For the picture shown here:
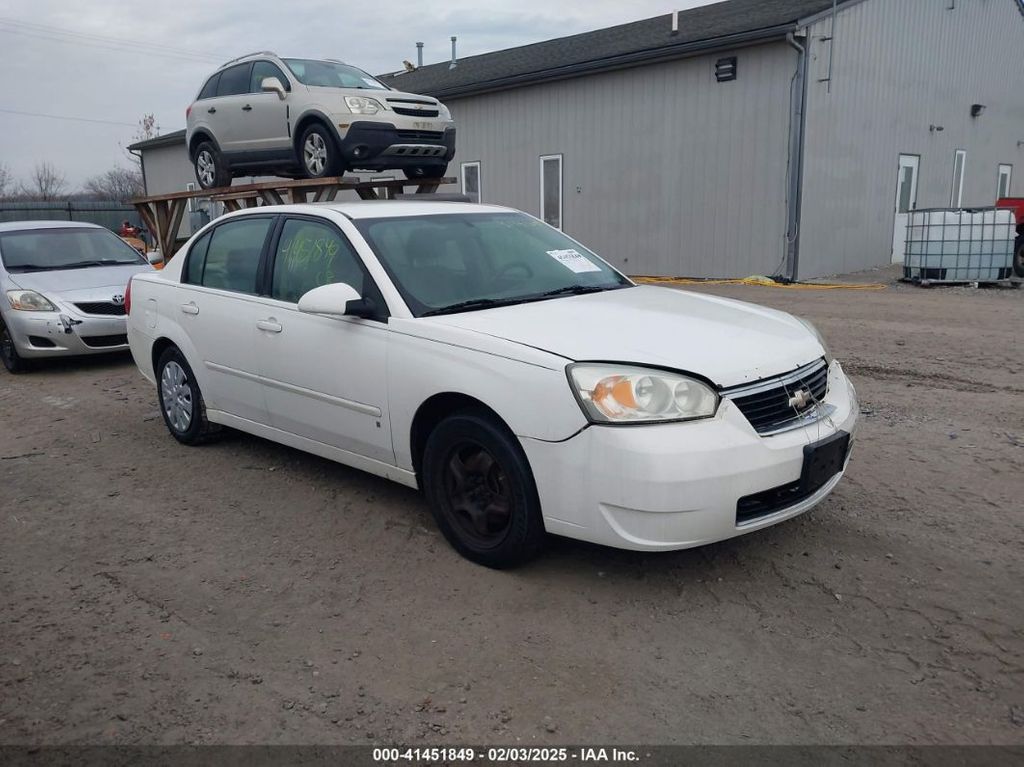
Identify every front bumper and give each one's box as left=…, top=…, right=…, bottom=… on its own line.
left=521, top=361, right=859, bottom=551
left=336, top=121, right=456, bottom=170
left=4, top=306, right=129, bottom=358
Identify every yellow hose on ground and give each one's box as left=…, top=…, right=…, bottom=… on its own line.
left=632, top=275, right=887, bottom=290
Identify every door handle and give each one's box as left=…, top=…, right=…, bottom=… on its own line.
left=207, top=107, right=216, bottom=114
left=180, top=302, right=199, bottom=315
left=242, top=104, right=253, bottom=112
left=256, top=319, right=282, bottom=333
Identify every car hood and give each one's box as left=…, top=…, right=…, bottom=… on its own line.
left=6, top=264, right=151, bottom=301
left=425, top=285, right=826, bottom=387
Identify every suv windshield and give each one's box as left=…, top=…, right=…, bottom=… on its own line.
left=283, top=59, right=388, bottom=90
left=354, top=212, right=632, bottom=317
left=0, top=228, right=147, bottom=272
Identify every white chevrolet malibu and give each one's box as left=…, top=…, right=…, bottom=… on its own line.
left=126, top=201, right=857, bottom=567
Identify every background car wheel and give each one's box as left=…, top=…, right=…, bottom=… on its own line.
left=403, top=163, right=448, bottom=180
left=193, top=142, right=231, bottom=190
left=422, top=408, right=546, bottom=568
left=1013, top=239, right=1024, bottom=279
left=300, top=124, right=342, bottom=179
left=156, top=347, right=219, bottom=445
left=0, top=318, right=28, bottom=373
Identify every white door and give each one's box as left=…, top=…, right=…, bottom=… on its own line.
left=255, top=216, right=394, bottom=463
left=178, top=216, right=275, bottom=422
left=997, top=164, right=1012, bottom=199
left=891, top=154, right=919, bottom=264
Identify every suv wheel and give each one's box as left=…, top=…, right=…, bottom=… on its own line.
left=193, top=141, right=231, bottom=190
left=403, top=163, right=448, bottom=181
left=300, top=124, right=342, bottom=179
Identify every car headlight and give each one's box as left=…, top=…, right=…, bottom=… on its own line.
left=344, top=96, right=385, bottom=115
left=568, top=364, right=719, bottom=424
left=6, top=290, right=57, bottom=312
left=437, top=102, right=451, bottom=119
left=796, top=317, right=833, bottom=364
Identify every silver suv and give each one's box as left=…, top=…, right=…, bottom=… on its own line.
left=185, top=52, right=456, bottom=189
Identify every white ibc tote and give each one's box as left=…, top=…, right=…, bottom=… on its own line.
left=904, top=208, right=1015, bottom=282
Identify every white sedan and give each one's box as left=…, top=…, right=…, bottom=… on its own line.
left=126, top=201, right=857, bottom=567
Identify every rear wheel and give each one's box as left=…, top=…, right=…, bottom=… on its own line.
left=0, top=318, right=27, bottom=374
left=300, top=124, right=343, bottom=179
left=156, top=347, right=219, bottom=444
left=403, top=163, right=448, bottom=181
left=422, top=409, right=546, bottom=568
left=1013, top=238, right=1024, bottom=279
left=193, top=141, right=231, bottom=189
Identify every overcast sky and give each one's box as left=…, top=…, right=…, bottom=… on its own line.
left=0, top=0, right=716, bottom=189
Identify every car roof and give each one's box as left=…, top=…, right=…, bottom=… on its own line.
left=0, top=220, right=104, bottom=234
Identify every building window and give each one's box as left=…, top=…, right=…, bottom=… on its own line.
left=540, top=154, right=563, bottom=230
left=997, top=164, right=1012, bottom=198
left=951, top=149, right=967, bottom=208
left=461, top=162, right=481, bottom=203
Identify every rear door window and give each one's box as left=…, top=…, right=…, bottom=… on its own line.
left=216, top=64, right=252, bottom=97
left=199, top=218, right=273, bottom=294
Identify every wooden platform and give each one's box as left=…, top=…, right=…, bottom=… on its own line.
left=132, top=176, right=454, bottom=261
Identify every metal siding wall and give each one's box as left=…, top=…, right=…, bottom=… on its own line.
left=445, top=43, right=796, bottom=278
left=800, top=0, right=1024, bottom=277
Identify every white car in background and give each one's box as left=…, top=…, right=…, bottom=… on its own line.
left=0, top=221, right=154, bottom=373
left=125, top=201, right=857, bottom=567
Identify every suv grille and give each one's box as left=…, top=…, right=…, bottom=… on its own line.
left=393, top=106, right=440, bottom=118
left=75, top=302, right=126, bottom=317
left=395, top=129, right=444, bottom=142
left=723, top=359, right=829, bottom=434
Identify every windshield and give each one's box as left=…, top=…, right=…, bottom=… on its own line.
left=283, top=59, right=388, bottom=90
left=354, top=212, right=632, bottom=317
left=0, top=227, right=148, bottom=272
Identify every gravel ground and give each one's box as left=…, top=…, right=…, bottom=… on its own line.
left=1, top=267, right=1022, bottom=746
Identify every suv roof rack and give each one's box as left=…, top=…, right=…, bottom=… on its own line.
left=220, top=51, right=279, bottom=69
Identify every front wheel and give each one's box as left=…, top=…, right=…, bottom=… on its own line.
left=300, top=124, right=342, bottom=179
left=0, top=318, right=28, bottom=373
left=422, top=409, right=546, bottom=568
left=156, top=347, right=219, bottom=444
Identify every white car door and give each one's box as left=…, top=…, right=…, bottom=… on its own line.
left=177, top=215, right=275, bottom=423
left=255, top=215, right=394, bottom=464
left=235, top=60, right=292, bottom=154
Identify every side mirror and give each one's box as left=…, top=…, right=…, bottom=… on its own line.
left=297, top=282, right=376, bottom=319
left=261, top=76, right=287, bottom=100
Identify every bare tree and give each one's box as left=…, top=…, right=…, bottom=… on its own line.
left=0, top=163, right=11, bottom=198
left=20, top=162, right=67, bottom=201
left=84, top=166, right=144, bottom=201
left=123, top=113, right=161, bottom=166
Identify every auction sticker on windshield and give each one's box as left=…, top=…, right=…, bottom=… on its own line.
left=547, top=249, right=601, bottom=273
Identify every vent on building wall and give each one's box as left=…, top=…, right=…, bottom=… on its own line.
left=715, top=57, right=737, bottom=82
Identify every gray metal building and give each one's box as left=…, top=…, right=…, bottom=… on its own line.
left=381, top=0, right=1024, bottom=278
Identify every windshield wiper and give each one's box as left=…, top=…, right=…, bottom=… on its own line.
left=56, top=259, right=139, bottom=269
left=536, top=285, right=620, bottom=298
left=421, top=297, right=525, bottom=317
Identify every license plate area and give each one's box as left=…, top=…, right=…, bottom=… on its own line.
left=801, top=431, right=851, bottom=493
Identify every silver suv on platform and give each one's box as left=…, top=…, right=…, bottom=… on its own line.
left=185, top=52, right=456, bottom=189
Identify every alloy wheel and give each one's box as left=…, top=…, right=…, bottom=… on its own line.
left=304, top=133, right=327, bottom=175
left=196, top=150, right=215, bottom=187
left=161, top=360, right=194, bottom=433
left=443, top=442, right=514, bottom=548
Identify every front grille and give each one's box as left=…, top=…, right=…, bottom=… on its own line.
left=395, top=129, right=444, bottom=142
left=393, top=106, right=439, bottom=117
left=723, top=359, right=829, bottom=434
left=81, top=334, right=128, bottom=348
left=75, top=301, right=126, bottom=316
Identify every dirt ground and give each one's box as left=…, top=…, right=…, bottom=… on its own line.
left=1, top=267, right=1022, bottom=746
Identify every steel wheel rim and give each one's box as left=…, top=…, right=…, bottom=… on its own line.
left=196, top=151, right=215, bottom=186
left=442, top=442, right=514, bottom=548
left=304, top=133, right=327, bottom=175
left=160, top=361, right=194, bottom=433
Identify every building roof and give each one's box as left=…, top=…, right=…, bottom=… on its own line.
left=128, top=129, right=185, bottom=152
left=380, top=0, right=846, bottom=99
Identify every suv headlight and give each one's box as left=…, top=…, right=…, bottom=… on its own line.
left=796, top=317, right=833, bottom=364
left=437, top=102, right=451, bottom=119
left=568, top=364, right=719, bottom=424
left=344, top=96, right=385, bottom=115
left=6, top=289, right=56, bottom=312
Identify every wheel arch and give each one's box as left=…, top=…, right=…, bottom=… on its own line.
left=151, top=336, right=179, bottom=378
left=188, top=130, right=220, bottom=161
left=409, top=392, right=514, bottom=481
left=292, top=111, right=341, bottom=159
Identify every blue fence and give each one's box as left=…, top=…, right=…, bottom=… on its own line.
left=0, top=201, right=142, bottom=233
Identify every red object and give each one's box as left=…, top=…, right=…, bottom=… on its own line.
left=119, top=222, right=140, bottom=237
left=996, top=197, right=1024, bottom=229
left=186, top=104, right=192, bottom=119
left=124, top=276, right=133, bottom=316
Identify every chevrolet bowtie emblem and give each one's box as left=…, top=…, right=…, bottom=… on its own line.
left=788, top=388, right=813, bottom=411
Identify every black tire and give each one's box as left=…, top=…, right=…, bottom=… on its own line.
left=422, top=408, right=546, bottom=568
left=299, top=124, right=343, bottom=179
left=403, top=163, right=448, bottom=181
left=1013, top=238, right=1024, bottom=279
left=193, top=141, right=231, bottom=190
left=0, top=317, right=28, bottom=373
left=156, top=347, right=219, bottom=445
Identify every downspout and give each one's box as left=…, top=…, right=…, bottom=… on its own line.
left=784, top=30, right=809, bottom=281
